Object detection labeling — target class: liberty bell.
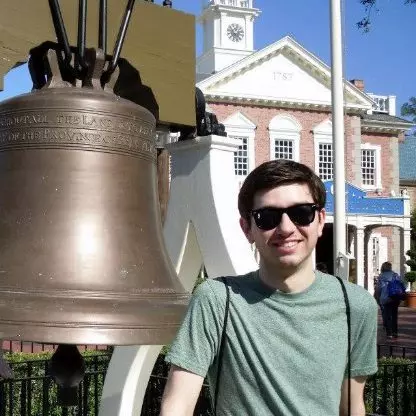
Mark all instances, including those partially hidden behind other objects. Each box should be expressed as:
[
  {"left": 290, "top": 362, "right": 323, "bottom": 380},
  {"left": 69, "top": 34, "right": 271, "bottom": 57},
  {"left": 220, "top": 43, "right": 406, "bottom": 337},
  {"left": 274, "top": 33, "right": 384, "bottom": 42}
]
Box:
[{"left": 0, "top": 0, "right": 189, "bottom": 349}]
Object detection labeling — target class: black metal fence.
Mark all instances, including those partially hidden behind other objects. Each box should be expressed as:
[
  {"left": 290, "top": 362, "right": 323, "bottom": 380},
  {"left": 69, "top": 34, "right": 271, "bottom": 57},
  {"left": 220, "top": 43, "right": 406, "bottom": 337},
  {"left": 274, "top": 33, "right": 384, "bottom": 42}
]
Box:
[
  {"left": 365, "top": 360, "right": 416, "bottom": 416},
  {"left": 1, "top": 348, "right": 415, "bottom": 416},
  {"left": 1, "top": 341, "right": 109, "bottom": 354},
  {"left": 378, "top": 343, "right": 416, "bottom": 360},
  {"left": 0, "top": 353, "right": 111, "bottom": 416}
]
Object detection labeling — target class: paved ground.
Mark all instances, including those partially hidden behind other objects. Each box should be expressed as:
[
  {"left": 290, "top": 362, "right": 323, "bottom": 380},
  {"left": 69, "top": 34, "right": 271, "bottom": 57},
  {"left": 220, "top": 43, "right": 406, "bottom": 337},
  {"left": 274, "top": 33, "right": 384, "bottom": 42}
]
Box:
[{"left": 377, "top": 306, "right": 416, "bottom": 358}]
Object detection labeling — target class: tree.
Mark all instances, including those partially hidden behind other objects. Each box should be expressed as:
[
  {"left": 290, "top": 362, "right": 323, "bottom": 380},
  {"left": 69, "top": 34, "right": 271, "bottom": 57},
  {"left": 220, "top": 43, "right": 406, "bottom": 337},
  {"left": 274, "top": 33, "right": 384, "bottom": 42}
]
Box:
[
  {"left": 405, "top": 208, "right": 416, "bottom": 291},
  {"left": 358, "top": 0, "right": 416, "bottom": 32},
  {"left": 401, "top": 97, "right": 416, "bottom": 123}
]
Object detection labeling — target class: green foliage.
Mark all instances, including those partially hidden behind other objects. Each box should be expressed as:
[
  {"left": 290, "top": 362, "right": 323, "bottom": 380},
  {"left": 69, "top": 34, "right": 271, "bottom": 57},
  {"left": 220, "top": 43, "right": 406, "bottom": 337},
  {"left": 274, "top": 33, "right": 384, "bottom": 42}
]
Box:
[
  {"left": 193, "top": 267, "right": 208, "bottom": 293},
  {"left": 4, "top": 350, "right": 52, "bottom": 362},
  {"left": 404, "top": 271, "right": 416, "bottom": 291},
  {"left": 1, "top": 350, "right": 111, "bottom": 416},
  {"left": 2, "top": 352, "right": 415, "bottom": 415},
  {"left": 401, "top": 96, "right": 416, "bottom": 123},
  {"left": 378, "top": 356, "right": 415, "bottom": 365},
  {"left": 406, "top": 240, "right": 416, "bottom": 291},
  {"left": 411, "top": 208, "right": 416, "bottom": 236},
  {"left": 365, "top": 357, "right": 415, "bottom": 415},
  {"left": 405, "top": 213, "right": 416, "bottom": 291},
  {"left": 358, "top": 0, "right": 416, "bottom": 31}
]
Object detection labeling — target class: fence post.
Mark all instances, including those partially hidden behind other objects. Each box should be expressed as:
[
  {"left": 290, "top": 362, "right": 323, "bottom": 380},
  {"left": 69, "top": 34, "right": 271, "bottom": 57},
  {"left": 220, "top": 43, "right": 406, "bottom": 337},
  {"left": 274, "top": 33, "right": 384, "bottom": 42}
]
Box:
[{"left": 0, "top": 381, "right": 5, "bottom": 416}]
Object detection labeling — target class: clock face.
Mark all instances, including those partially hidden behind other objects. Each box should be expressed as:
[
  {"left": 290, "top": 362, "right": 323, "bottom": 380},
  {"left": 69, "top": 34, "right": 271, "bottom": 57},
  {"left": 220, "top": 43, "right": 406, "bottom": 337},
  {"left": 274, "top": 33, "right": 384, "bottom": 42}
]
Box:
[{"left": 226, "top": 23, "right": 244, "bottom": 42}]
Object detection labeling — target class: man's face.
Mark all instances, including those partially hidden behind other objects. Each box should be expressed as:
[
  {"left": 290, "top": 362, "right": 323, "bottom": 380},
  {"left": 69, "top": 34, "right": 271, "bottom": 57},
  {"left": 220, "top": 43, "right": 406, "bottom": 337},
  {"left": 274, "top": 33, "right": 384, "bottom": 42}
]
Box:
[{"left": 240, "top": 183, "right": 326, "bottom": 272}]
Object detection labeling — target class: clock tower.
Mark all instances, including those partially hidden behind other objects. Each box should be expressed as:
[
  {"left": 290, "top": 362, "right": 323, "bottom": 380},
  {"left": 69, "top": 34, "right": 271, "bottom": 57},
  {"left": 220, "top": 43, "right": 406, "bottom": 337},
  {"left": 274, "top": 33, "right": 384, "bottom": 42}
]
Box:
[{"left": 197, "top": 0, "right": 261, "bottom": 75}]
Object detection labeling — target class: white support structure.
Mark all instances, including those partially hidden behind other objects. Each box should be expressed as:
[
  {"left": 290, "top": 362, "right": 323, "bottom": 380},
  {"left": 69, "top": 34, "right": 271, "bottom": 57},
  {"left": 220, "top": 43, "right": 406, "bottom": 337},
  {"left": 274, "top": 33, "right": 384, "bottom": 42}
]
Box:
[
  {"left": 99, "top": 135, "right": 258, "bottom": 415},
  {"left": 355, "top": 227, "right": 365, "bottom": 287},
  {"left": 329, "top": 0, "right": 347, "bottom": 276}
]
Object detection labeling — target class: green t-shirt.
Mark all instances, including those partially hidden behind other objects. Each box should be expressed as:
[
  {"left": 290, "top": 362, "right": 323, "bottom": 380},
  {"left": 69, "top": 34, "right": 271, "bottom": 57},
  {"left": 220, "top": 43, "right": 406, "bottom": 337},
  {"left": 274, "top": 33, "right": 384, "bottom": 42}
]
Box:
[{"left": 165, "top": 270, "right": 378, "bottom": 416}]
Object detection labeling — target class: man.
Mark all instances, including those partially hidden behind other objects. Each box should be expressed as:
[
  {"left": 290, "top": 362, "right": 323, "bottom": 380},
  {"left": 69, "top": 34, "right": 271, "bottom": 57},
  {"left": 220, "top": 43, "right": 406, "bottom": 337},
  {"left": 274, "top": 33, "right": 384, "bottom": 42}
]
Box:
[{"left": 161, "top": 160, "right": 378, "bottom": 416}]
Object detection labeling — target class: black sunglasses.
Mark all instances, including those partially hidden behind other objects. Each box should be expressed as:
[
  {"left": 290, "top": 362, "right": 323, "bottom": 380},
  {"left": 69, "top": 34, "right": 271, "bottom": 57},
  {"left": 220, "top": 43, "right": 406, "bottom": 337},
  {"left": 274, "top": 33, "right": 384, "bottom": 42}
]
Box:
[{"left": 251, "top": 204, "right": 320, "bottom": 230}]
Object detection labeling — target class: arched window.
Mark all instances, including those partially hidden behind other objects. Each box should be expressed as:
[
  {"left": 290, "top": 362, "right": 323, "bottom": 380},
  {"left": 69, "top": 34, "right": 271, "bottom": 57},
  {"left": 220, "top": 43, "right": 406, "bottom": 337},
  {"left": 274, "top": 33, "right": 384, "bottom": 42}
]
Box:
[{"left": 269, "top": 115, "right": 301, "bottom": 162}]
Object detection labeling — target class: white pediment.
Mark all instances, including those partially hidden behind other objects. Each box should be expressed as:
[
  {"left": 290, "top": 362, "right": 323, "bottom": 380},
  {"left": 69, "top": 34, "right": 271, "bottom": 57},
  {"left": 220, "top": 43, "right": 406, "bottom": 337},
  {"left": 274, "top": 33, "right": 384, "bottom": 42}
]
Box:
[
  {"left": 197, "top": 36, "right": 373, "bottom": 111},
  {"left": 269, "top": 114, "right": 302, "bottom": 132},
  {"left": 222, "top": 111, "right": 256, "bottom": 130},
  {"left": 314, "top": 119, "right": 332, "bottom": 135}
]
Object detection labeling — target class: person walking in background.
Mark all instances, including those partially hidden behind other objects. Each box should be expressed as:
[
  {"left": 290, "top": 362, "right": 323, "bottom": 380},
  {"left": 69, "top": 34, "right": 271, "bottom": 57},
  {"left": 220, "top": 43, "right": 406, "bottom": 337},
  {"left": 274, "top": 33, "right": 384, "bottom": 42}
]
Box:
[{"left": 374, "top": 261, "right": 406, "bottom": 339}]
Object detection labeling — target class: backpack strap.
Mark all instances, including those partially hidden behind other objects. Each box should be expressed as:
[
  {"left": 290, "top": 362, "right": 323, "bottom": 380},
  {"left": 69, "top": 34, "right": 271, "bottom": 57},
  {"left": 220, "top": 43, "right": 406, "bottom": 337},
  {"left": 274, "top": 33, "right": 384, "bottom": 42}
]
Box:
[
  {"left": 214, "top": 276, "right": 230, "bottom": 415},
  {"left": 335, "top": 276, "right": 351, "bottom": 416}
]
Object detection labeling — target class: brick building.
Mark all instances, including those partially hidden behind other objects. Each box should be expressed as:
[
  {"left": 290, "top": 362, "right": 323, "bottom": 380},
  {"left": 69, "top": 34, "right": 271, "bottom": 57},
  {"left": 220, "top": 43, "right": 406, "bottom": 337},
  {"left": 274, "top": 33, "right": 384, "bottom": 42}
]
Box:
[{"left": 196, "top": 0, "right": 413, "bottom": 292}]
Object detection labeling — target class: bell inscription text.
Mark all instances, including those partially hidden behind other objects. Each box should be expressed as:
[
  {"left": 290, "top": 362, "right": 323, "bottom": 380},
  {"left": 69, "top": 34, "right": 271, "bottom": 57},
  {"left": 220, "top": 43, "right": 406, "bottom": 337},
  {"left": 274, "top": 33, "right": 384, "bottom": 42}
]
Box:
[{"left": 0, "top": 109, "right": 156, "bottom": 160}]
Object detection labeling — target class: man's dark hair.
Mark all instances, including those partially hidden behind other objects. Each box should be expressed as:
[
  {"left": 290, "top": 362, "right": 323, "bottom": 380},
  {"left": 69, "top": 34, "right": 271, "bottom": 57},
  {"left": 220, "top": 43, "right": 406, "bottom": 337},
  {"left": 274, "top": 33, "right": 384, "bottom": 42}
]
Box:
[{"left": 238, "top": 160, "right": 327, "bottom": 222}]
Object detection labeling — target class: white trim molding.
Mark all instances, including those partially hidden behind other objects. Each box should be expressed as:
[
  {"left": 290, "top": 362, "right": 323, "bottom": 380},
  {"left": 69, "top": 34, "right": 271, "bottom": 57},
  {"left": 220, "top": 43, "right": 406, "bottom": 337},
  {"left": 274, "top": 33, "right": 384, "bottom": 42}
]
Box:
[
  {"left": 269, "top": 114, "right": 301, "bottom": 162},
  {"left": 360, "top": 143, "right": 382, "bottom": 191},
  {"left": 222, "top": 111, "right": 256, "bottom": 180},
  {"left": 197, "top": 36, "right": 373, "bottom": 112}
]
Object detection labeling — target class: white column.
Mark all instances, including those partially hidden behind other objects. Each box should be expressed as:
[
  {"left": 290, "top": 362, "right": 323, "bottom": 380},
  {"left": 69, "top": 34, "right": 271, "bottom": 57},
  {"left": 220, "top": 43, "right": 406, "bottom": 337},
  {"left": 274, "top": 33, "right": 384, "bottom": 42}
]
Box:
[
  {"left": 330, "top": 0, "right": 347, "bottom": 276},
  {"left": 312, "top": 248, "right": 316, "bottom": 270},
  {"left": 388, "top": 95, "right": 396, "bottom": 116},
  {"left": 355, "top": 227, "right": 365, "bottom": 287},
  {"left": 400, "top": 228, "right": 411, "bottom": 277},
  {"left": 364, "top": 229, "right": 371, "bottom": 292}
]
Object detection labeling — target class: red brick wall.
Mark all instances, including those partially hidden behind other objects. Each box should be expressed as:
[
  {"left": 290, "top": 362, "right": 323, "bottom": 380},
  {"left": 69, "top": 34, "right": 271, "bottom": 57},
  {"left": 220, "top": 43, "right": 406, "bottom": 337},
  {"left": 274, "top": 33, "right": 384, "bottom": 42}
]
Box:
[{"left": 210, "top": 102, "right": 357, "bottom": 182}]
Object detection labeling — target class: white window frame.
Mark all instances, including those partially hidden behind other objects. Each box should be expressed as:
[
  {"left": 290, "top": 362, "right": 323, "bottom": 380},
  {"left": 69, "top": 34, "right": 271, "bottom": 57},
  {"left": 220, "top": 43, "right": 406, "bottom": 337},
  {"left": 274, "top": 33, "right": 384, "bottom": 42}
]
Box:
[
  {"left": 313, "top": 119, "right": 333, "bottom": 180},
  {"left": 269, "top": 115, "right": 301, "bottom": 162},
  {"left": 360, "top": 143, "right": 382, "bottom": 190},
  {"left": 223, "top": 112, "right": 256, "bottom": 181},
  {"left": 314, "top": 136, "right": 333, "bottom": 180}
]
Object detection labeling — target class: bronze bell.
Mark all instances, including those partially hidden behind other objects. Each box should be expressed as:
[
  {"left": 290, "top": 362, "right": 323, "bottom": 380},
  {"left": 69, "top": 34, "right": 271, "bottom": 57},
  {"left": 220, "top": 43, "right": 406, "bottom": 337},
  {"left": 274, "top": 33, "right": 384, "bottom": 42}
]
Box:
[{"left": 0, "top": 47, "right": 189, "bottom": 346}]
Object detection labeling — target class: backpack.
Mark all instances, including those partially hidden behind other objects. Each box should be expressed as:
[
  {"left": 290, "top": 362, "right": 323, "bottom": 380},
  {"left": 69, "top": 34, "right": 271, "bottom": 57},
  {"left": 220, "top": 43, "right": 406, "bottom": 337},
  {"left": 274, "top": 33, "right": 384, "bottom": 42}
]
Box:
[{"left": 387, "top": 274, "right": 406, "bottom": 300}]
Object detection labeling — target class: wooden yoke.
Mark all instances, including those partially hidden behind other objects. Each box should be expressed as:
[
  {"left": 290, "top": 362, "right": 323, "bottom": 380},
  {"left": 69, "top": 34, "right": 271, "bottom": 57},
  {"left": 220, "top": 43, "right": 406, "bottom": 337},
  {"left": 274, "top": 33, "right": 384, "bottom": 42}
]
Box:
[{"left": 0, "top": 0, "right": 196, "bottom": 128}]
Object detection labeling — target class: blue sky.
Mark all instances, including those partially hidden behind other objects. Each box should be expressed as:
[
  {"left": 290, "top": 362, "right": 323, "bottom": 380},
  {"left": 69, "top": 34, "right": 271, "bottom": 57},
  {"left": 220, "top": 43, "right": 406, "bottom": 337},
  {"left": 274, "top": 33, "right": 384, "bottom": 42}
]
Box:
[{"left": 1, "top": 0, "right": 415, "bottom": 117}]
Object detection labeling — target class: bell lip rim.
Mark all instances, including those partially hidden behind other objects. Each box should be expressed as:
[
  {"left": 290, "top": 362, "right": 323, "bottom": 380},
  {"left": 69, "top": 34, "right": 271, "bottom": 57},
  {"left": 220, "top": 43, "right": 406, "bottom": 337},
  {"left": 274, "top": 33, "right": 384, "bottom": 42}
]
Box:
[{"left": 0, "top": 324, "right": 181, "bottom": 346}]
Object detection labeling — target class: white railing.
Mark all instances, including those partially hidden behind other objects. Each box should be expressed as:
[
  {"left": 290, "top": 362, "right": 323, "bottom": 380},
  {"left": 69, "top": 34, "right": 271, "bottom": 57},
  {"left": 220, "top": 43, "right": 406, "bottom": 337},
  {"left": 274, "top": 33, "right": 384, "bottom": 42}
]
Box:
[
  {"left": 367, "top": 94, "right": 396, "bottom": 116},
  {"left": 205, "top": 0, "right": 252, "bottom": 7}
]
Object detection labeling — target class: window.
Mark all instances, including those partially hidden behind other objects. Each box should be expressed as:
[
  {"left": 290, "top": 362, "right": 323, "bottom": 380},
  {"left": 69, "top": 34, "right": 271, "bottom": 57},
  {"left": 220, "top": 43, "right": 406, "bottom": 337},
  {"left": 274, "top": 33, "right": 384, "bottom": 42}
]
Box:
[
  {"left": 222, "top": 112, "right": 256, "bottom": 179},
  {"left": 269, "top": 115, "right": 301, "bottom": 162},
  {"left": 361, "top": 143, "right": 381, "bottom": 189},
  {"left": 361, "top": 149, "right": 376, "bottom": 186},
  {"left": 318, "top": 142, "right": 333, "bottom": 180},
  {"left": 233, "top": 136, "right": 249, "bottom": 176},
  {"left": 274, "top": 139, "right": 294, "bottom": 160},
  {"left": 313, "top": 119, "right": 333, "bottom": 180}
]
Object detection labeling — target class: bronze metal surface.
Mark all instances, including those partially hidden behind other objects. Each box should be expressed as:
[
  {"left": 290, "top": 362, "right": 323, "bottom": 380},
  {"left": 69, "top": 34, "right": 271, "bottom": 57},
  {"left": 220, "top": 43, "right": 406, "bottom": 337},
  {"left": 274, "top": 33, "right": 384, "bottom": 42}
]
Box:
[{"left": 0, "top": 66, "right": 189, "bottom": 345}]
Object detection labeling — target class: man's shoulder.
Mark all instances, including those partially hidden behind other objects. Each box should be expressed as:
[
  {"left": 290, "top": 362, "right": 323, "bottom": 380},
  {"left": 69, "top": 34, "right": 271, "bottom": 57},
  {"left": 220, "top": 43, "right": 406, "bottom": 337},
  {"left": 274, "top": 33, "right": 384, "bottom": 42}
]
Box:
[
  {"left": 193, "top": 271, "right": 256, "bottom": 302},
  {"left": 342, "top": 279, "right": 378, "bottom": 314},
  {"left": 320, "top": 273, "right": 378, "bottom": 312}
]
